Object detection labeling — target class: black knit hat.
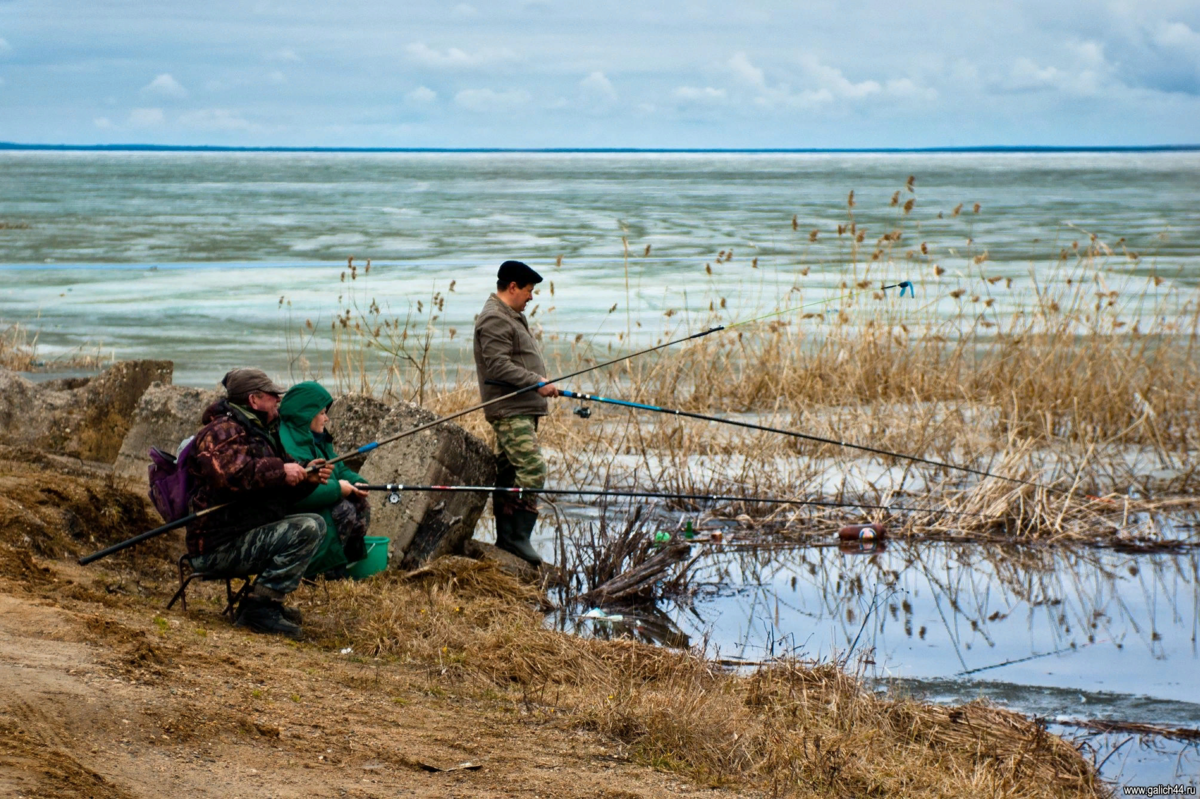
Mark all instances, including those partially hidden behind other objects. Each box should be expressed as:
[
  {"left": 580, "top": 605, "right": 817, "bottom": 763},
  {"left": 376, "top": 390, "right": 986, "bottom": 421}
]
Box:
[{"left": 497, "top": 260, "right": 543, "bottom": 287}]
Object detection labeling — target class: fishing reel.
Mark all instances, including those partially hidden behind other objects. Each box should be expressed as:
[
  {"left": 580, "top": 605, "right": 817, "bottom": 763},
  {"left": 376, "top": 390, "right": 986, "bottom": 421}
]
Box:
[
  {"left": 388, "top": 490, "right": 402, "bottom": 505},
  {"left": 573, "top": 400, "right": 592, "bottom": 419}
]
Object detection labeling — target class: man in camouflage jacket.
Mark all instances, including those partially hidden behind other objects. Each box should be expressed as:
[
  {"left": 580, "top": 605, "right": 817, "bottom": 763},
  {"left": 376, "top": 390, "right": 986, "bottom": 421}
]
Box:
[
  {"left": 473, "top": 260, "right": 559, "bottom": 565},
  {"left": 186, "top": 368, "right": 333, "bottom": 638}
]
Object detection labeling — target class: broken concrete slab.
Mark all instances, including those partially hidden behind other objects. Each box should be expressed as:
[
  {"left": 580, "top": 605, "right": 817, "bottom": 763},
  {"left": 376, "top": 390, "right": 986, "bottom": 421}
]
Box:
[
  {"left": 0, "top": 361, "right": 173, "bottom": 463},
  {"left": 113, "top": 383, "right": 222, "bottom": 483},
  {"left": 358, "top": 401, "right": 495, "bottom": 568},
  {"left": 325, "top": 393, "right": 391, "bottom": 472}
]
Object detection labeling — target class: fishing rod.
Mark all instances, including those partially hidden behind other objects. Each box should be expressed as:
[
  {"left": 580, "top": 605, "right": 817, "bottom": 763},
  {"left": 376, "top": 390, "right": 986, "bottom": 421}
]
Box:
[
  {"left": 356, "top": 483, "right": 994, "bottom": 520},
  {"left": 79, "top": 279, "right": 914, "bottom": 566},
  {"left": 320, "top": 279, "right": 916, "bottom": 470},
  {"left": 79, "top": 509, "right": 216, "bottom": 566},
  {"left": 553, "top": 388, "right": 1061, "bottom": 494}
]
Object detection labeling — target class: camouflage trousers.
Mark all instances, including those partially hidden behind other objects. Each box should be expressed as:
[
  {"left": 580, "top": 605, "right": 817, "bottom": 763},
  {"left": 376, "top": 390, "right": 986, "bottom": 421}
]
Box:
[
  {"left": 191, "top": 513, "right": 324, "bottom": 600},
  {"left": 331, "top": 494, "right": 371, "bottom": 563},
  {"left": 491, "top": 415, "right": 547, "bottom": 514}
]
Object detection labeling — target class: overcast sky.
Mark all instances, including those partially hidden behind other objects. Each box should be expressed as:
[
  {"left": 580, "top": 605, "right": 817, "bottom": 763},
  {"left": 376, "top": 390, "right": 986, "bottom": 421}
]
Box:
[{"left": 1, "top": 0, "right": 1197, "bottom": 148}]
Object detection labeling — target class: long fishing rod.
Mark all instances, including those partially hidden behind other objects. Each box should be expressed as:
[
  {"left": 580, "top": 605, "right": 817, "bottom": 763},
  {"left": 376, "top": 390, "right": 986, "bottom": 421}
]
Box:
[
  {"left": 356, "top": 483, "right": 993, "bottom": 520},
  {"left": 79, "top": 279, "right": 914, "bottom": 566},
  {"left": 79, "top": 509, "right": 216, "bottom": 566},
  {"left": 553, "top": 388, "right": 1061, "bottom": 494},
  {"left": 321, "top": 279, "right": 915, "bottom": 470}
]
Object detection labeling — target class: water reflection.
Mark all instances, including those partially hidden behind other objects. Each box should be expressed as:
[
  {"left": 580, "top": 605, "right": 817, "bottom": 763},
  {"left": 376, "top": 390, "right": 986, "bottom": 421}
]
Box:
[
  {"left": 609, "top": 537, "right": 1200, "bottom": 784},
  {"left": 679, "top": 541, "right": 1198, "bottom": 704}
]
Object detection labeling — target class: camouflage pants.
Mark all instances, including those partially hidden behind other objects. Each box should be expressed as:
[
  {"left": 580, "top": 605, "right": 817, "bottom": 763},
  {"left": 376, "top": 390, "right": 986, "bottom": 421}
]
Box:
[
  {"left": 491, "top": 415, "right": 546, "bottom": 514},
  {"left": 331, "top": 495, "right": 371, "bottom": 563},
  {"left": 191, "top": 513, "right": 324, "bottom": 600}
]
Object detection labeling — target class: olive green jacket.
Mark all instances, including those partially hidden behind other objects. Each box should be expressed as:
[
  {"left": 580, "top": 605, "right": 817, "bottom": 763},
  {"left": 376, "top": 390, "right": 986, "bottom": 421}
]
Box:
[{"left": 473, "top": 294, "right": 549, "bottom": 422}]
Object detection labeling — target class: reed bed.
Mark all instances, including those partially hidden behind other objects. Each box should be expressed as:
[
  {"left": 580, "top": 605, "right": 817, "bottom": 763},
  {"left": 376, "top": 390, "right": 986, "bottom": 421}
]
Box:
[
  {"left": 0, "top": 319, "right": 114, "bottom": 372},
  {"left": 304, "top": 557, "right": 1107, "bottom": 797},
  {"left": 288, "top": 196, "right": 1196, "bottom": 541}
]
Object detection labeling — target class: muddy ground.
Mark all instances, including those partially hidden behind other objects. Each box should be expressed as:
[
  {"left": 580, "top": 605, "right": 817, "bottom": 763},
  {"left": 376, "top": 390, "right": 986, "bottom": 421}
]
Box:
[{"left": 0, "top": 446, "right": 751, "bottom": 799}]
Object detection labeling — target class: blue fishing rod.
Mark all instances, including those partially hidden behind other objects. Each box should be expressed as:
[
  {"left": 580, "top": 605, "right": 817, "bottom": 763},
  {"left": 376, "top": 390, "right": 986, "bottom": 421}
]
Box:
[{"left": 554, "top": 388, "right": 1060, "bottom": 493}]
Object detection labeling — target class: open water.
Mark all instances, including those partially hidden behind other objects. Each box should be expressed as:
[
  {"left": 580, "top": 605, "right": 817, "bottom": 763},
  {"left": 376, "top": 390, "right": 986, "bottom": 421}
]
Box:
[
  {"left": 3, "top": 150, "right": 1199, "bottom": 787},
  {"left": 1, "top": 150, "right": 1198, "bottom": 385}
]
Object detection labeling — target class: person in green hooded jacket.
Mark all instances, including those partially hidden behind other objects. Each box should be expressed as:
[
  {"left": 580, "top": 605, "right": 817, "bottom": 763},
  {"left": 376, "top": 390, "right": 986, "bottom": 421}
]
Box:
[{"left": 278, "top": 381, "right": 371, "bottom": 578}]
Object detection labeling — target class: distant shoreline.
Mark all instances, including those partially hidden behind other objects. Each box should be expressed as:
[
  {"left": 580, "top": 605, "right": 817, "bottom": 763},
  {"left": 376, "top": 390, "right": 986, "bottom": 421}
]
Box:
[{"left": 2, "top": 142, "right": 1198, "bottom": 154}]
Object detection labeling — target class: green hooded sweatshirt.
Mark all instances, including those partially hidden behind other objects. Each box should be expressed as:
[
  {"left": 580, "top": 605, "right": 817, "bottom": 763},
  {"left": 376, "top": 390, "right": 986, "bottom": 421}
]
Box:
[{"left": 279, "top": 381, "right": 367, "bottom": 575}]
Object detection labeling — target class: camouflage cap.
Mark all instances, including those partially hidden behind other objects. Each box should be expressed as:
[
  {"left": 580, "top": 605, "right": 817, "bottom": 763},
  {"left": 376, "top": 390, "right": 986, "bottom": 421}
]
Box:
[{"left": 222, "top": 368, "right": 286, "bottom": 402}]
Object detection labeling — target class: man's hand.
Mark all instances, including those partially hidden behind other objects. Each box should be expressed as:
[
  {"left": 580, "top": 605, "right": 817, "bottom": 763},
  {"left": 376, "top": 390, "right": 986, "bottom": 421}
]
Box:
[
  {"left": 283, "top": 462, "right": 308, "bottom": 486},
  {"left": 306, "top": 459, "right": 334, "bottom": 485},
  {"left": 340, "top": 479, "right": 367, "bottom": 498},
  {"left": 536, "top": 378, "right": 559, "bottom": 398}
]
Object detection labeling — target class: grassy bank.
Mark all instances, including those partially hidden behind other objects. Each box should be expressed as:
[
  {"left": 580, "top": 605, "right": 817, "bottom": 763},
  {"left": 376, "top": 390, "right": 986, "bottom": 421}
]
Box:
[
  {"left": 307, "top": 558, "right": 1105, "bottom": 797},
  {"left": 0, "top": 449, "right": 1111, "bottom": 796}
]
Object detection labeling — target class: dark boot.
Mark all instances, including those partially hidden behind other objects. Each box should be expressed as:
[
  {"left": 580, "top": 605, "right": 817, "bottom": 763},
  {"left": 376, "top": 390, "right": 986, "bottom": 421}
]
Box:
[
  {"left": 281, "top": 605, "right": 303, "bottom": 624},
  {"left": 236, "top": 596, "right": 303, "bottom": 639},
  {"left": 494, "top": 510, "right": 519, "bottom": 557},
  {"left": 500, "top": 509, "right": 542, "bottom": 565}
]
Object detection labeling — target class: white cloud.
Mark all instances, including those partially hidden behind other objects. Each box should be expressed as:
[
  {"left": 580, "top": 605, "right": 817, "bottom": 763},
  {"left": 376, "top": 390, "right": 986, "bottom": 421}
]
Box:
[
  {"left": 141, "top": 73, "right": 188, "bottom": 99},
  {"left": 1005, "top": 42, "right": 1115, "bottom": 96},
  {"left": 406, "top": 42, "right": 517, "bottom": 70},
  {"left": 580, "top": 71, "right": 617, "bottom": 102},
  {"left": 452, "top": 4, "right": 477, "bottom": 18},
  {"left": 268, "top": 70, "right": 287, "bottom": 84},
  {"left": 93, "top": 116, "right": 113, "bottom": 129},
  {"left": 266, "top": 47, "right": 302, "bottom": 63},
  {"left": 0, "top": 37, "right": 10, "bottom": 55},
  {"left": 128, "top": 108, "right": 165, "bottom": 127},
  {"left": 673, "top": 86, "right": 726, "bottom": 102},
  {"left": 178, "top": 108, "right": 260, "bottom": 132},
  {"left": 885, "top": 78, "right": 938, "bottom": 101},
  {"left": 406, "top": 85, "right": 437, "bottom": 105},
  {"left": 1153, "top": 21, "right": 1200, "bottom": 52},
  {"left": 797, "top": 55, "right": 880, "bottom": 100},
  {"left": 454, "top": 88, "right": 531, "bottom": 111},
  {"left": 725, "top": 53, "right": 920, "bottom": 109},
  {"left": 729, "top": 52, "right": 765, "bottom": 89}
]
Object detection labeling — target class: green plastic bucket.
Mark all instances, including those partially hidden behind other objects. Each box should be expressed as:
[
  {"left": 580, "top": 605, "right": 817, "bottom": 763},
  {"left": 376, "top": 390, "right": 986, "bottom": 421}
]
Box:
[{"left": 346, "top": 536, "right": 390, "bottom": 580}]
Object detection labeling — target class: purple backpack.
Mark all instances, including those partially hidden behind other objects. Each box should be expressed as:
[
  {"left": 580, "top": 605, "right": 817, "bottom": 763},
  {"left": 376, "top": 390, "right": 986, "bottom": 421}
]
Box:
[{"left": 148, "top": 437, "right": 195, "bottom": 522}]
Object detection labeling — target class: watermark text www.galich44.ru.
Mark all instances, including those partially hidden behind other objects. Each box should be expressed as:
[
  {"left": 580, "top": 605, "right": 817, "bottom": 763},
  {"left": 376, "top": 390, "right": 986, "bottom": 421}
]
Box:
[{"left": 1122, "top": 786, "right": 1197, "bottom": 797}]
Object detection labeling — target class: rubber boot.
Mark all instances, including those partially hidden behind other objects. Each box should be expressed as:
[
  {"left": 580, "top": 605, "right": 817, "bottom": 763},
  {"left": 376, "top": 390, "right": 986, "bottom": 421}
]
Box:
[
  {"left": 236, "top": 596, "right": 303, "bottom": 639},
  {"left": 494, "top": 510, "right": 524, "bottom": 561},
  {"left": 503, "top": 509, "right": 543, "bottom": 565}
]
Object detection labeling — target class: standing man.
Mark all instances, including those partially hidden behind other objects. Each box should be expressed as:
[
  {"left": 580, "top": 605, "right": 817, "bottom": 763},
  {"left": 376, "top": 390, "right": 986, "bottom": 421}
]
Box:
[
  {"left": 473, "top": 260, "right": 559, "bottom": 565},
  {"left": 186, "top": 368, "right": 333, "bottom": 638}
]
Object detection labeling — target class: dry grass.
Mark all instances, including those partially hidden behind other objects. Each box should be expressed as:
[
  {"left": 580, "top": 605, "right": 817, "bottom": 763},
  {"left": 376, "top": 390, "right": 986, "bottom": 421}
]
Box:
[
  {"left": 0, "top": 319, "right": 115, "bottom": 372},
  {"left": 304, "top": 557, "right": 1107, "bottom": 798}
]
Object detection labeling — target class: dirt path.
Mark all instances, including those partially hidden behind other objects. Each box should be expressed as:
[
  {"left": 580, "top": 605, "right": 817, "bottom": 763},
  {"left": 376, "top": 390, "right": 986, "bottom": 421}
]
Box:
[{"left": 0, "top": 571, "right": 749, "bottom": 799}]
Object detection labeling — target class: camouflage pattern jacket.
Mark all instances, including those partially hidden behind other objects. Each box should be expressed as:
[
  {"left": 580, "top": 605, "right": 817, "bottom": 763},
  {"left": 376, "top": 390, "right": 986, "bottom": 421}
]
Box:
[{"left": 184, "top": 399, "right": 316, "bottom": 556}]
